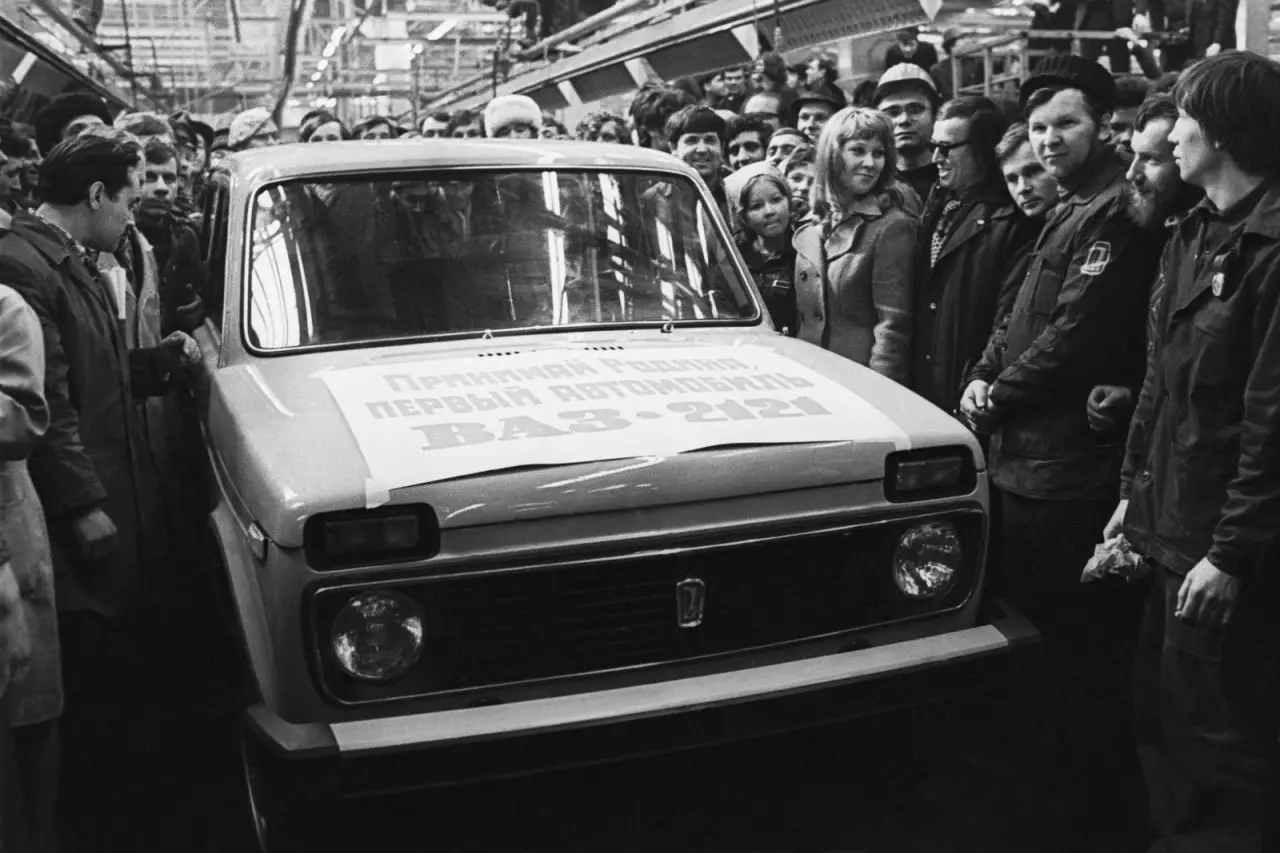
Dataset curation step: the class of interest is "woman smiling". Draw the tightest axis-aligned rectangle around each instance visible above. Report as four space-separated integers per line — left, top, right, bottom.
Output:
792 107 917 384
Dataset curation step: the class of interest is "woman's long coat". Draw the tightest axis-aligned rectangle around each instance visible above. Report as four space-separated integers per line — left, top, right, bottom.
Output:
793 196 917 385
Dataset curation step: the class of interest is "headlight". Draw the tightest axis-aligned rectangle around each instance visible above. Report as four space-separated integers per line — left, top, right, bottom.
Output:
330 590 425 681
892 521 962 599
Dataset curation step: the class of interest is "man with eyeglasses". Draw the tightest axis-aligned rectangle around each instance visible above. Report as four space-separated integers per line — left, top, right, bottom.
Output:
912 96 1039 416
874 64 942 205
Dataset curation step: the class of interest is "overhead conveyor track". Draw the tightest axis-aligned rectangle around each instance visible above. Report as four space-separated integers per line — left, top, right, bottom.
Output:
431 0 936 111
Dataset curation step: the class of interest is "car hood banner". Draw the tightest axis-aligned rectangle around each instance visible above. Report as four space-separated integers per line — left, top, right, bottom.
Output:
320 344 911 498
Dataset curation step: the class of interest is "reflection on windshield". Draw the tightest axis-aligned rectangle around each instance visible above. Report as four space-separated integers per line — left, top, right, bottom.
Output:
245 169 756 350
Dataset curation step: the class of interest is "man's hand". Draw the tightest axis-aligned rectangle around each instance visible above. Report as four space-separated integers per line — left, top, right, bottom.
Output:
161 330 201 367
1131 12 1150 33
1103 498 1130 541
1176 557 1241 628
959 380 999 434
1087 385 1134 433
1205 43 1222 57
175 298 204 332
71 507 118 564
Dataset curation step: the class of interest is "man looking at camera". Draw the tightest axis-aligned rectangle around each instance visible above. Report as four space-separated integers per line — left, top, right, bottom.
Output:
961 54 1159 832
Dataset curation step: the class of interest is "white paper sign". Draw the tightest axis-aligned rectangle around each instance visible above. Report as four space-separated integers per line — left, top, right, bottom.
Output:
320 345 909 491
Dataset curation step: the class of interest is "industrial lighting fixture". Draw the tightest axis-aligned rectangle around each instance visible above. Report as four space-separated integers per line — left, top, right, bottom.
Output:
412 42 424 55
316 58 329 70
426 19 458 41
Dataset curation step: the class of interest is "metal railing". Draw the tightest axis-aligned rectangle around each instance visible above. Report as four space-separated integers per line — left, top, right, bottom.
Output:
949 28 1172 98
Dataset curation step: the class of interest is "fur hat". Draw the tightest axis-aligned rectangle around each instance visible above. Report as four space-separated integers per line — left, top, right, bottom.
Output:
227 108 278 150
115 111 173 140
34 92 113 155
483 95 542 137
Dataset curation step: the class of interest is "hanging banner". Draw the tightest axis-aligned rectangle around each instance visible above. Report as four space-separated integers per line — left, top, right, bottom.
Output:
320 344 910 492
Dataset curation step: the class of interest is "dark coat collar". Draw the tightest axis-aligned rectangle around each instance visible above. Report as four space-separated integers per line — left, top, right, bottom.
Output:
1181 179 1280 240
7 210 73 267
1059 147 1128 206
7 210 117 319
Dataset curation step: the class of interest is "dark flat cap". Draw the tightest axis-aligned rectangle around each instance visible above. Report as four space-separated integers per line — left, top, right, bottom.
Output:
791 82 846 119
1020 54 1117 111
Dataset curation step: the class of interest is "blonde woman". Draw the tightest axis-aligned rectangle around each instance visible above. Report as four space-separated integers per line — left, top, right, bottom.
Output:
793 107 916 385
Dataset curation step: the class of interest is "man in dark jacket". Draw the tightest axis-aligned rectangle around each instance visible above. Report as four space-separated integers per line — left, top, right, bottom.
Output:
875 64 941 204
1087 93 1203 436
1134 0 1239 70
0 131 200 849
883 27 939 73
0 134 199 617
135 138 205 334
1076 0 1135 72
912 96 1039 412
1105 52 1280 851
961 55 1160 828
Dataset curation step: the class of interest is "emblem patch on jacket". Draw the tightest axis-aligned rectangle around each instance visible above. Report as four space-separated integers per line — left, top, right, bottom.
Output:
1081 241 1112 276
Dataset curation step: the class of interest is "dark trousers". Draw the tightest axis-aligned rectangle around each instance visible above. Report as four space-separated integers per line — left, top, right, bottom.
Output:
1134 564 1280 852
0 718 60 853
57 600 238 852
1000 492 1147 832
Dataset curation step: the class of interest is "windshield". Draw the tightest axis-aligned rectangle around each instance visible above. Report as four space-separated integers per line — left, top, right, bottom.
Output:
244 169 758 350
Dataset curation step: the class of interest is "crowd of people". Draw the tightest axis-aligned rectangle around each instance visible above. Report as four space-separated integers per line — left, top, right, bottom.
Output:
0 21 1278 852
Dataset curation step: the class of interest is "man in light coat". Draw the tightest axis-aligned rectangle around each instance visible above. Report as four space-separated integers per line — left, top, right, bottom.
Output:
0 283 58 853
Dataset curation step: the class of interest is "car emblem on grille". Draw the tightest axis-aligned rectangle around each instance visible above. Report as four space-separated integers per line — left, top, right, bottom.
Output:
675 577 706 628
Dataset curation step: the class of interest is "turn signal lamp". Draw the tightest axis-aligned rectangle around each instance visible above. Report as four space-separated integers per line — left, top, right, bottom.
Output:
303 504 440 570
884 448 976 502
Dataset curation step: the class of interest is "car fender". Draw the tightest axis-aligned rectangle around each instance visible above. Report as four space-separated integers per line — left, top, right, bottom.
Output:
209 495 280 710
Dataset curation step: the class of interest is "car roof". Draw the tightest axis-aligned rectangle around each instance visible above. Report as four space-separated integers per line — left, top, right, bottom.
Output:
219 139 698 184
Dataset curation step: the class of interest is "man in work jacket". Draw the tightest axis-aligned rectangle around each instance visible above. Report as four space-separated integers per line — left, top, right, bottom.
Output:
1106 52 1280 852
960 54 1160 831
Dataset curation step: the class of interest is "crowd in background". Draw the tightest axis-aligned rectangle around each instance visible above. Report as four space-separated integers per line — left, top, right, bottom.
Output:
0 9 1278 850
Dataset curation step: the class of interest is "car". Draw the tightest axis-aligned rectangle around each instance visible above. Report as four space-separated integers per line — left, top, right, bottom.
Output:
191 140 1035 850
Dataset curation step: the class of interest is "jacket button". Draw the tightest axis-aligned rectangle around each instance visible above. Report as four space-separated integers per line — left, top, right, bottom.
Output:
929 302 937 311
1140 470 1152 482
799 272 808 281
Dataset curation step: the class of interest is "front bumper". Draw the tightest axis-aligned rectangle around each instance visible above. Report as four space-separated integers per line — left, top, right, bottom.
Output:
246 599 1036 796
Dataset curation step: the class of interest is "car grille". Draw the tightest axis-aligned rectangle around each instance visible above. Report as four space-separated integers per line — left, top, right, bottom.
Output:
311 511 981 704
